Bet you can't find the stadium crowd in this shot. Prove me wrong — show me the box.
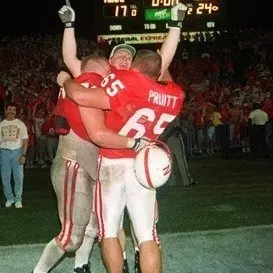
[0,28,272,167]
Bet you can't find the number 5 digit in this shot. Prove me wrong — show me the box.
[105,79,125,96]
[154,113,176,135]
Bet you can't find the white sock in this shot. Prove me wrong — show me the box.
[74,235,95,268]
[123,251,127,260]
[33,239,65,273]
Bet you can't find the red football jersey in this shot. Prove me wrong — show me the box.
[99,70,185,158]
[53,72,103,141]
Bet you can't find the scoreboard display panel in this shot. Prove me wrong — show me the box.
[95,0,225,44]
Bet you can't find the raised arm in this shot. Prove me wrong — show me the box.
[158,3,187,80]
[58,5,81,77]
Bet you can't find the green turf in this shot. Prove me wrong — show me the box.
[0,155,272,246]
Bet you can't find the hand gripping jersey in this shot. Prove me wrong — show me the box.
[54,72,103,141]
[99,69,185,159]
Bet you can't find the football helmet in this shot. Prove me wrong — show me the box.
[134,141,172,189]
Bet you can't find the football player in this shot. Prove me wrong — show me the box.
[58,49,185,273]
[57,3,187,273]
[32,55,148,273]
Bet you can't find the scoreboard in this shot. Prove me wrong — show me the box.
[94,0,225,44]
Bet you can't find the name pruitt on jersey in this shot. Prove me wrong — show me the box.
[148,90,179,108]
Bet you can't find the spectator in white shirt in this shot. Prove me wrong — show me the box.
[249,102,269,157]
[0,102,28,208]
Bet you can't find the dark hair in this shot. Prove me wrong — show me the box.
[132,50,162,80]
[5,102,16,110]
[214,102,220,109]
[253,102,261,110]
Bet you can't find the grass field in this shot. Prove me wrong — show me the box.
[0,154,273,272]
[0,154,272,246]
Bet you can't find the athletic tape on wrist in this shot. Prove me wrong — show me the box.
[166,21,182,29]
[65,22,75,28]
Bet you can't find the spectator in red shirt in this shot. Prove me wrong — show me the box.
[219,102,230,123]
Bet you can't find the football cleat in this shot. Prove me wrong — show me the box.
[134,251,142,273]
[123,259,129,273]
[82,263,91,273]
[74,263,91,273]
[74,267,84,273]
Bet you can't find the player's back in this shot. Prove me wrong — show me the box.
[100,70,185,159]
[54,72,103,141]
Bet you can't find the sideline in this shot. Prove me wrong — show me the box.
[2,224,272,249]
[1,225,273,273]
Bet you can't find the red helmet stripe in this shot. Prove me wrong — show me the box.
[144,147,154,188]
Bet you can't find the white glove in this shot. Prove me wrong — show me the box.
[58,5,75,27]
[127,138,150,152]
[57,71,71,88]
[167,2,188,29]
[171,3,187,21]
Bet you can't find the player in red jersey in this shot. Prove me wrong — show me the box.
[58,49,185,273]
[32,55,148,273]
[57,3,187,272]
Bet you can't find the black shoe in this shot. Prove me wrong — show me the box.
[74,267,84,273]
[123,259,129,273]
[82,263,91,273]
[74,263,91,273]
[134,251,142,273]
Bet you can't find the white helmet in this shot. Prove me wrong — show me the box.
[134,142,172,189]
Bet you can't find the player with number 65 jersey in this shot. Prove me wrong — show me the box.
[60,49,185,273]
[99,66,183,159]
